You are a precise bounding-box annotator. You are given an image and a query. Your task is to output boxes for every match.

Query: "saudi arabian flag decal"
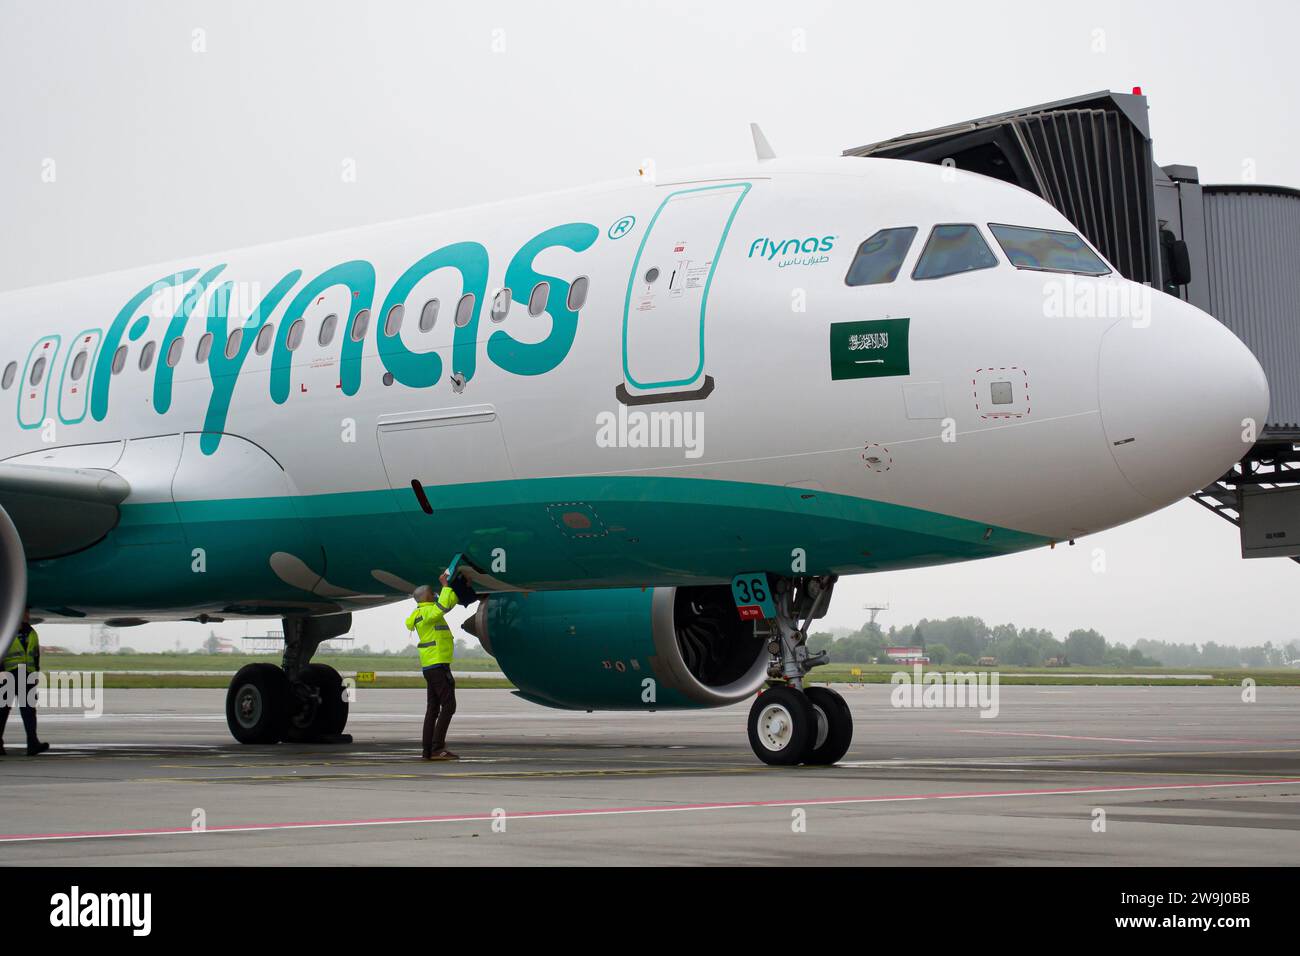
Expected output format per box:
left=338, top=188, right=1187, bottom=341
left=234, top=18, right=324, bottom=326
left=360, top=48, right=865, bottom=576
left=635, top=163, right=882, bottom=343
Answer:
left=830, top=317, right=910, bottom=380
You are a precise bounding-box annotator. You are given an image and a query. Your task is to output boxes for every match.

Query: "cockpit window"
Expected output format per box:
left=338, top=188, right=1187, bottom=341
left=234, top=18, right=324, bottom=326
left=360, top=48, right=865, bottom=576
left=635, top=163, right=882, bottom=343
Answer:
left=988, top=223, right=1111, bottom=275
left=912, top=224, right=998, bottom=280
left=845, top=227, right=917, bottom=286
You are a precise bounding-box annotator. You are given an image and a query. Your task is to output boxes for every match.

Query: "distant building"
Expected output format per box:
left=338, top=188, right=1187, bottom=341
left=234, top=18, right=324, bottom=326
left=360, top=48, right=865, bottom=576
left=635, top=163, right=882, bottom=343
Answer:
left=977, top=656, right=998, bottom=667
left=885, top=646, right=930, bottom=664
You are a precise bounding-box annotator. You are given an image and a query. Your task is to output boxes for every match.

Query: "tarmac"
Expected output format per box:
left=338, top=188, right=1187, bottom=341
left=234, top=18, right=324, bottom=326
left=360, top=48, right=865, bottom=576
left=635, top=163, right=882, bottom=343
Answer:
left=1, top=684, right=1298, bottom=865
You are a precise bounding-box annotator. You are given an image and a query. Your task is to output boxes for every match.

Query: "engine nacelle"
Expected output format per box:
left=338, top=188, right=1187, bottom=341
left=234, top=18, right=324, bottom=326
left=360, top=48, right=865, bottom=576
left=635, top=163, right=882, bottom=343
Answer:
left=468, top=585, right=770, bottom=710
left=0, top=504, right=27, bottom=657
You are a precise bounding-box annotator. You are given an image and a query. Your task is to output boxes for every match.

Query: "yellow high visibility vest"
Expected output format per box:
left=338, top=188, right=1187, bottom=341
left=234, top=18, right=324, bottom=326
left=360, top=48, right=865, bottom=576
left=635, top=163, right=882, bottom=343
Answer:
left=3, top=626, right=38, bottom=671
left=405, top=587, right=458, bottom=667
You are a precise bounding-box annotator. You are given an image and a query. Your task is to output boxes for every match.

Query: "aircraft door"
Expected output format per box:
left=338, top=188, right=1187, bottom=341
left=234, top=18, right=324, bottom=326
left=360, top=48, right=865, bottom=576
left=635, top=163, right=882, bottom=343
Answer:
left=18, top=335, right=60, bottom=430
left=58, top=329, right=101, bottom=425
left=619, top=182, right=750, bottom=405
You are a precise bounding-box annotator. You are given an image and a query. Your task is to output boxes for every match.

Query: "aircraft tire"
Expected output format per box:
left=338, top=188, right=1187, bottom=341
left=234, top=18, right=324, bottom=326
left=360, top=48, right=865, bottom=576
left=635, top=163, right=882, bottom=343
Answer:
left=747, top=684, right=815, bottom=765
left=287, top=663, right=349, bottom=741
left=802, top=686, right=853, bottom=765
left=226, top=663, right=292, bottom=744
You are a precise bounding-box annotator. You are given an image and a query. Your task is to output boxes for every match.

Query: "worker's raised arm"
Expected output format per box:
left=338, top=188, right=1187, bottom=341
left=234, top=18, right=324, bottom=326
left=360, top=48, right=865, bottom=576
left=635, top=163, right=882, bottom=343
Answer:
left=434, top=586, right=458, bottom=616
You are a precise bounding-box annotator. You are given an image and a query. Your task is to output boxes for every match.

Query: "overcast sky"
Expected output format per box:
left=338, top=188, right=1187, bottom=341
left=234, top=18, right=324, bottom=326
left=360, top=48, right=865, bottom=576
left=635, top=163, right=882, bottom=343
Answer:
left=3, top=0, right=1297, bottom=652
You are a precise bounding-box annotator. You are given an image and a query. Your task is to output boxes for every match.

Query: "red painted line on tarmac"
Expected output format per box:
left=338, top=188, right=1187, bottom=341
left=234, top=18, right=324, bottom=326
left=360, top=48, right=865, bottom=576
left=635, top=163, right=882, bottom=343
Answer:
left=2, top=777, right=1299, bottom=844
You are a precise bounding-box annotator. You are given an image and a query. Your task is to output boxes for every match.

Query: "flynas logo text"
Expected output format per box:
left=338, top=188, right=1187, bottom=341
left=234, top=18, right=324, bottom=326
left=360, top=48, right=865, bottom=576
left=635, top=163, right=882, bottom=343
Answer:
left=10, top=222, right=599, bottom=455
left=748, top=236, right=835, bottom=259
left=748, top=235, right=835, bottom=269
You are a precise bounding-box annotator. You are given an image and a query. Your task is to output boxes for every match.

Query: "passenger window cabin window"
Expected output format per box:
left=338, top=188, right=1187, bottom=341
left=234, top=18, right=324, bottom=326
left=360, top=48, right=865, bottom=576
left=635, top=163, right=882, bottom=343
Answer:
left=30, top=356, right=48, bottom=385
left=254, top=324, right=274, bottom=355
left=384, top=304, right=404, bottom=337
left=286, top=319, right=305, bottom=351
left=349, top=309, right=370, bottom=342
left=912, top=224, right=999, bottom=280
left=318, top=313, right=338, bottom=346
left=70, top=351, right=88, bottom=380
left=988, top=223, right=1110, bottom=275
left=528, top=281, right=549, bottom=316
left=166, top=337, right=185, bottom=367
left=491, top=288, right=512, bottom=322
left=1, top=361, right=15, bottom=389
left=138, top=341, right=157, bottom=371
left=224, top=328, right=242, bottom=359
left=845, top=227, right=918, bottom=286
left=195, top=333, right=213, bottom=363
left=418, top=299, right=439, bottom=332
left=567, top=276, right=589, bottom=311
left=454, top=293, right=475, bottom=328
left=110, top=347, right=126, bottom=375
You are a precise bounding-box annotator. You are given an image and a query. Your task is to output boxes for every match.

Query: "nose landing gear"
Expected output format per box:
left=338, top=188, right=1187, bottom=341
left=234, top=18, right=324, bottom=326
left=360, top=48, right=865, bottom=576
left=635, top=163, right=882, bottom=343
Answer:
left=747, top=682, right=854, bottom=765
left=741, top=574, right=854, bottom=766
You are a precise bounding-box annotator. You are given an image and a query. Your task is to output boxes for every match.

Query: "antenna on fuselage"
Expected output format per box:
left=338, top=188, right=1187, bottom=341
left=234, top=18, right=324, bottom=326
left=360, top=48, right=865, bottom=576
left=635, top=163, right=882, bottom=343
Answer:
left=750, top=123, right=776, bottom=161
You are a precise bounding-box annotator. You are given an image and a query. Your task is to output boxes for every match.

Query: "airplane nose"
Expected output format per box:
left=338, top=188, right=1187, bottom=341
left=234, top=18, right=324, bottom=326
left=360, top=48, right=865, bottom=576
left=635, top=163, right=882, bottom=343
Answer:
left=1099, top=292, right=1269, bottom=505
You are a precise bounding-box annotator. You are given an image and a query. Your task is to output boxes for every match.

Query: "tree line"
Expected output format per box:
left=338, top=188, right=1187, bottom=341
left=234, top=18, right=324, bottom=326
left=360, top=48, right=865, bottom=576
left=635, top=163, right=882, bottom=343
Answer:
left=808, top=617, right=1300, bottom=669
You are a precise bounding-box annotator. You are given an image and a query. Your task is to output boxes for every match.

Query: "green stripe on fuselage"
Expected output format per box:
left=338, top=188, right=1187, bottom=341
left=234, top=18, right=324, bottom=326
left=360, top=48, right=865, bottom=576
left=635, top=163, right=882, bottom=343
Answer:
left=26, top=475, right=1047, bottom=615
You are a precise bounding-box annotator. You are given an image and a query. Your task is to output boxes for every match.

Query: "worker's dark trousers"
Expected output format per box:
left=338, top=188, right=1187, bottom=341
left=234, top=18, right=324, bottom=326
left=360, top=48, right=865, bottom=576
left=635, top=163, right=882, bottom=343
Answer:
left=421, top=663, right=457, bottom=756
left=0, top=668, right=39, bottom=749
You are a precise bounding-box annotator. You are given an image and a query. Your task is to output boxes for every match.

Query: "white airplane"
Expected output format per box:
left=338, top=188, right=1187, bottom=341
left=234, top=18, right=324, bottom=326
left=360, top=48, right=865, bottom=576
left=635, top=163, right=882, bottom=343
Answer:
left=0, top=132, right=1268, bottom=764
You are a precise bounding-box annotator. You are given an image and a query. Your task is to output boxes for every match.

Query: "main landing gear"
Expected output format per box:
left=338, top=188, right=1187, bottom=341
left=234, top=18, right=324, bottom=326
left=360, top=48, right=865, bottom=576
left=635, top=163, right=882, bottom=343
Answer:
left=225, top=613, right=353, bottom=745
left=744, top=575, right=854, bottom=766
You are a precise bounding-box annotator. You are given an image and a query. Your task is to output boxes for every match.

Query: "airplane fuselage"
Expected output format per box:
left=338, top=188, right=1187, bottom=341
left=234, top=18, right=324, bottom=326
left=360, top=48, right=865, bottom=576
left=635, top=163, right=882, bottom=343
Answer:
left=0, top=157, right=1267, bottom=621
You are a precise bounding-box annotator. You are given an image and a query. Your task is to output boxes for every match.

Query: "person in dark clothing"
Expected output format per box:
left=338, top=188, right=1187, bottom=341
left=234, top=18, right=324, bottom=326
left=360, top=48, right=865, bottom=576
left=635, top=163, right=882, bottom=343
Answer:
left=422, top=655, right=457, bottom=760
left=406, top=569, right=479, bottom=760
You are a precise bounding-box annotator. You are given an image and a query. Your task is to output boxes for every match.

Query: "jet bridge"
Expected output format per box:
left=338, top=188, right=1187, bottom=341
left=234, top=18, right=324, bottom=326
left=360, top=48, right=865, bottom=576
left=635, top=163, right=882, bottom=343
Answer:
left=846, top=90, right=1300, bottom=561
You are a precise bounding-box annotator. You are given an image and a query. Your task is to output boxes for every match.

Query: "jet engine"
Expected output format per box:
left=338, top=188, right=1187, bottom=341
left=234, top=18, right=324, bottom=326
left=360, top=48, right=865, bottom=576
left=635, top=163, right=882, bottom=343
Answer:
left=467, top=585, right=770, bottom=710
left=0, top=504, right=27, bottom=655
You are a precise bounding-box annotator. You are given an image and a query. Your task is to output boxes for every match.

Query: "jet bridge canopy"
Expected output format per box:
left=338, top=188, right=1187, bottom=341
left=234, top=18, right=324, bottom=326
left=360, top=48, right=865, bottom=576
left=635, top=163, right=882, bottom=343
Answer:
left=845, top=90, right=1160, bottom=287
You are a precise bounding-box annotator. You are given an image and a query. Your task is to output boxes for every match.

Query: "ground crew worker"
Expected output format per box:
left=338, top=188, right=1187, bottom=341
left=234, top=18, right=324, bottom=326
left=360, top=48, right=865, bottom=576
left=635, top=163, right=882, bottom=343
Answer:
left=407, top=570, right=476, bottom=760
left=0, top=609, right=49, bottom=756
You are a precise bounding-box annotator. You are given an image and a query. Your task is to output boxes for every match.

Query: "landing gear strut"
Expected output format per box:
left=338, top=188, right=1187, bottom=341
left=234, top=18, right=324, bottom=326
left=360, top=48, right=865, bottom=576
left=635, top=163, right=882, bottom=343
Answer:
left=225, top=613, right=353, bottom=744
left=745, top=575, right=853, bottom=766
